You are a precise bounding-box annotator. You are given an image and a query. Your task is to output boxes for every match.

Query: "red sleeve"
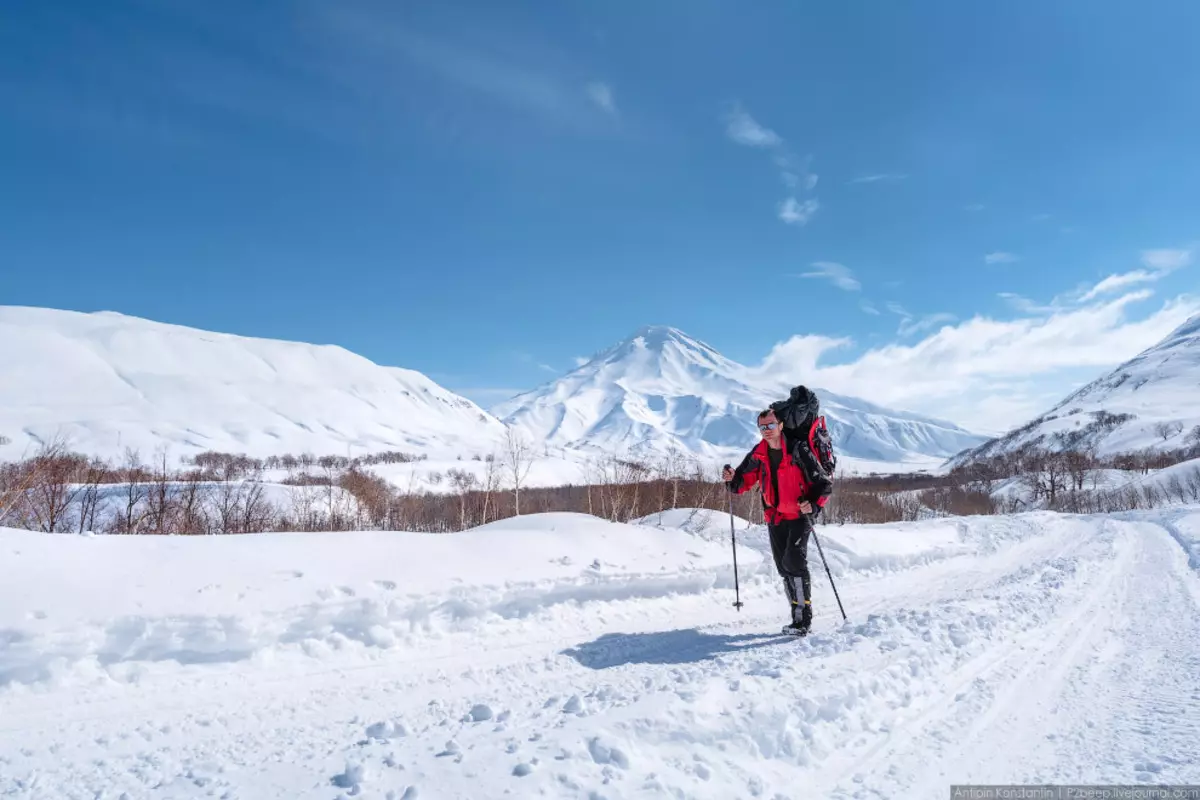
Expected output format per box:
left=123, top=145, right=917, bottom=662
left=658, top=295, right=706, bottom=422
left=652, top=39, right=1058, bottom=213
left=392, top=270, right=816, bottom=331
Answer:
left=734, top=460, right=761, bottom=494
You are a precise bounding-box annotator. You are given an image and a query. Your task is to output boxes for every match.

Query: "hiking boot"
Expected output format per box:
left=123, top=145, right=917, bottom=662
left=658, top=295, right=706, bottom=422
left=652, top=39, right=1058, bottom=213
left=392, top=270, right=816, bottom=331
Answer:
left=799, top=602, right=813, bottom=631
left=782, top=620, right=808, bottom=636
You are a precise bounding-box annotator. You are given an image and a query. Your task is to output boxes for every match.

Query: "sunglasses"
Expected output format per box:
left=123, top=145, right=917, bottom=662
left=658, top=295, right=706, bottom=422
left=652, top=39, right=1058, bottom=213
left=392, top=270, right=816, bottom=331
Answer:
left=758, top=422, right=780, bottom=431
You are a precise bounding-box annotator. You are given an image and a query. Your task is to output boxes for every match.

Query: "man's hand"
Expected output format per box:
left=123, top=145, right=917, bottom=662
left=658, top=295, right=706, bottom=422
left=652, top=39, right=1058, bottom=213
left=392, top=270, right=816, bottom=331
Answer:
left=722, top=466, right=735, bottom=482
left=799, top=501, right=813, bottom=514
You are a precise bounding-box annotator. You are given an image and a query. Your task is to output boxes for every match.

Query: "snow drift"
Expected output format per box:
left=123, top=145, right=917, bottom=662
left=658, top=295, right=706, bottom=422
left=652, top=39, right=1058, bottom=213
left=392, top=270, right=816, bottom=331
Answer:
left=3, top=507, right=1200, bottom=798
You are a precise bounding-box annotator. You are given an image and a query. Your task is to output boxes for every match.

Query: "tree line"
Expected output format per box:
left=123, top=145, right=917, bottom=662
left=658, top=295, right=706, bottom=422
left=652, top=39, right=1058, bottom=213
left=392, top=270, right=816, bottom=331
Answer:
left=2, top=427, right=1198, bottom=535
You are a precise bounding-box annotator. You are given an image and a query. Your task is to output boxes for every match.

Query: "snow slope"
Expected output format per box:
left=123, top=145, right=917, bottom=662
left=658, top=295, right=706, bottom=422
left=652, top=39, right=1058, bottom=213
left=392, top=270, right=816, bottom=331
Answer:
left=3, top=508, right=1199, bottom=798
left=0, top=306, right=507, bottom=461
left=953, top=312, right=1200, bottom=465
left=493, top=325, right=986, bottom=467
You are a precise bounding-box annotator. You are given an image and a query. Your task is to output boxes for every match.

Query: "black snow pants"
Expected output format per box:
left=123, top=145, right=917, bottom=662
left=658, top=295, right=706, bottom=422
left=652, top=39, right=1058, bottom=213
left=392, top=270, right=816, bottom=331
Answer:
left=768, top=515, right=812, bottom=611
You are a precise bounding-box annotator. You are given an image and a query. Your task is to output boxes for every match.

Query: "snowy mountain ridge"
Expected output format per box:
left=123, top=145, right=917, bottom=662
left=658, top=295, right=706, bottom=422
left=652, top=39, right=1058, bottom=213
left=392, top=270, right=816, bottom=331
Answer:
left=0, top=305, right=508, bottom=460
left=951, top=311, right=1200, bottom=465
left=493, top=325, right=988, bottom=466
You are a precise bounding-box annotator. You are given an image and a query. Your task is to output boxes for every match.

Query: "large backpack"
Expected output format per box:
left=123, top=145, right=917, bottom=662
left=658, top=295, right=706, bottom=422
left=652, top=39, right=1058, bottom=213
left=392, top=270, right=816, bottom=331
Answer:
left=770, top=385, right=837, bottom=484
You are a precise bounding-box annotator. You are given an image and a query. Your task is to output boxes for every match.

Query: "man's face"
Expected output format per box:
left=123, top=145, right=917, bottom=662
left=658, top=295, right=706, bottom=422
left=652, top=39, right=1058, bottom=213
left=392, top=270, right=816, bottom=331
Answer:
left=758, top=411, right=783, bottom=446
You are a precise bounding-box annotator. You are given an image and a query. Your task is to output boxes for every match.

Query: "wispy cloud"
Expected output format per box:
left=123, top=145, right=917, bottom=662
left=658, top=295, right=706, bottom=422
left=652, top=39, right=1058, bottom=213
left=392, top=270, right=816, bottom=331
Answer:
left=898, top=312, right=957, bottom=337
left=725, top=105, right=781, bottom=148
left=779, top=198, right=820, bottom=227
left=573, top=355, right=590, bottom=367
left=848, top=173, right=908, bottom=184
left=1076, top=270, right=1159, bottom=303
left=1075, top=246, right=1193, bottom=303
left=997, top=292, right=1058, bottom=315
left=799, top=262, right=860, bottom=291
left=860, top=300, right=881, bottom=316
left=586, top=82, right=617, bottom=116
left=885, top=302, right=955, bottom=336
left=1141, top=248, right=1192, bottom=271
left=723, top=103, right=819, bottom=228
left=753, top=289, right=1200, bottom=434
left=985, top=252, right=1021, bottom=265
left=319, top=7, right=617, bottom=134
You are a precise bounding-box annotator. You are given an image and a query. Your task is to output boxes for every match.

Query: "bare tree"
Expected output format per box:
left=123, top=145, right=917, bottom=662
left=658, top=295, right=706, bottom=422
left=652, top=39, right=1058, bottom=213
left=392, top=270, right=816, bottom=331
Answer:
left=447, top=468, right=478, bottom=531
left=1154, top=421, right=1184, bottom=441
left=116, top=448, right=149, bottom=534
left=503, top=429, right=536, bottom=516
left=1187, top=425, right=1200, bottom=448
left=26, top=438, right=83, bottom=533
left=239, top=477, right=276, bottom=533
left=176, top=469, right=210, bottom=534
left=75, top=456, right=108, bottom=534
left=144, top=446, right=178, bottom=535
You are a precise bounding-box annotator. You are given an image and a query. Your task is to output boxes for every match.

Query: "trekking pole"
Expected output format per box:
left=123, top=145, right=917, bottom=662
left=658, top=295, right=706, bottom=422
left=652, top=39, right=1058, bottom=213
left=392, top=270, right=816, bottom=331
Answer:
left=724, top=465, right=744, bottom=611
left=810, top=525, right=846, bottom=621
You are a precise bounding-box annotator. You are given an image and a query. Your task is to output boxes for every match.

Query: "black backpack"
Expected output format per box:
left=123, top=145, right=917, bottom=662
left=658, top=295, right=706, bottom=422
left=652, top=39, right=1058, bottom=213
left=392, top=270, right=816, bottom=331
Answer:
left=770, top=386, right=837, bottom=494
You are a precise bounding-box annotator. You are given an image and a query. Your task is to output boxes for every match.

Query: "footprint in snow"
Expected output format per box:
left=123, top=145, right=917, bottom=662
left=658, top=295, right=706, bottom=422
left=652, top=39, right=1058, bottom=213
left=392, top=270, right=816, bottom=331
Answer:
left=465, top=704, right=493, bottom=722
left=374, top=580, right=398, bottom=591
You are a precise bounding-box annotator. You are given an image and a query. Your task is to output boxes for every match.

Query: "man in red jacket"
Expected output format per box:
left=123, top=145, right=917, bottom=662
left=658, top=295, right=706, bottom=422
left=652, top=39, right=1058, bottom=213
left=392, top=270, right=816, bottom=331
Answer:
left=722, top=407, right=830, bottom=634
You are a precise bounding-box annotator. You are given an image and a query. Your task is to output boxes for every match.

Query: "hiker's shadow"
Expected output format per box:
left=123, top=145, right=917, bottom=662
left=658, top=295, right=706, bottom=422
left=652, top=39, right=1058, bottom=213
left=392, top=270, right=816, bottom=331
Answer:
left=562, top=628, right=790, bottom=670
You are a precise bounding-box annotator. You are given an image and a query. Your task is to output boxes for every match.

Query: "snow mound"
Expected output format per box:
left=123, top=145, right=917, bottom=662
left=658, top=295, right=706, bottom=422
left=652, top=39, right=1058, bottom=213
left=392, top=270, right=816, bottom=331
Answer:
left=0, top=513, right=759, bottom=688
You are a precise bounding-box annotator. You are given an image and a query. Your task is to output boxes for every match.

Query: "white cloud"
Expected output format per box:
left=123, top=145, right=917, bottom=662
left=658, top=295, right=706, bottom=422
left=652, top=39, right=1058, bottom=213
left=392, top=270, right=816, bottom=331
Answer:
left=725, top=106, right=781, bottom=148
left=799, top=261, right=860, bottom=291
left=586, top=82, right=617, bottom=116
left=1073, top=246, right=1192, bottom=303
left=898, top=312, right=957, bottom=337
left=1076, top=270, right=1158, bottom=303
left=779, top=197, right=819, bottom=226
left=985, top=252, right=1020, bottom=265
left=848, top=173, right=908, bottom=184
left=860, top=301, right=880, bottom=316
left=752, top=289, right=1200, bottom=433
left=573, top=356, right=590, bottom=367
left=997, top=292, right=1058, bottom=315
left=1141, top=248, right=1192, bottom=271
left=885, top=302, right=908, bottom=317
left=724, top=105, right=820, bottom=227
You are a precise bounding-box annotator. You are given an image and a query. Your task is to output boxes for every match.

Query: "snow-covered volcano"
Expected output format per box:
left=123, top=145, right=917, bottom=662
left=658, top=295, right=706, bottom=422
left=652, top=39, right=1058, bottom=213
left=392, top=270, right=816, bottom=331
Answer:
left=952, top=313, right=1200, bottom=465
left=0, top=306, right=507, bottom=460
left=492, top=325, right=987, bottom=465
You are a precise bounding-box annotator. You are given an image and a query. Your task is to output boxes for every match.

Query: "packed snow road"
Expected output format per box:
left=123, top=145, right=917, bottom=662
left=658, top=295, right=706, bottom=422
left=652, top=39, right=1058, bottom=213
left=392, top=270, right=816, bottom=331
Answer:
left=2, top=509, right=1199, bottom=799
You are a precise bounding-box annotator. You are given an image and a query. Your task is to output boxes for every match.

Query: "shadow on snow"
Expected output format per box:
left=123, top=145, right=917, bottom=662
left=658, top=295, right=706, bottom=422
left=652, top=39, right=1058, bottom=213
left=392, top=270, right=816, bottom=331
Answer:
left=562, top=628, right=793, bottom=669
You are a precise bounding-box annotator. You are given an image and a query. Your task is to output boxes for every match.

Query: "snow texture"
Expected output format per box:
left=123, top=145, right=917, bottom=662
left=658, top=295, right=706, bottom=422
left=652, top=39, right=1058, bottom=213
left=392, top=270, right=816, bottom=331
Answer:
left=0, top=306, right=508, bottom=461
left=3, top=507, right=1199, bottom=798
left=492, top=325, right=988, bottom=464
left=0, top=309, right=973, bottom=477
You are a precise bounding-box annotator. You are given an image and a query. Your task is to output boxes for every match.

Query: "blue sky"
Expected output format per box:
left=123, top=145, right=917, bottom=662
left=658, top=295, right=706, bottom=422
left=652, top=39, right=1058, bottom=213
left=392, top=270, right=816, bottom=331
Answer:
left=2, top=0, right=1198, bottom=433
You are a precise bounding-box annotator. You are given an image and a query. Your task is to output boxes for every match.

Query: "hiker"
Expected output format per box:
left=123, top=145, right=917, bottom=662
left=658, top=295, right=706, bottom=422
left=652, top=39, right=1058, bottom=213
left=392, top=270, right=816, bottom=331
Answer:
left=723, top=401, right=833, bottom=634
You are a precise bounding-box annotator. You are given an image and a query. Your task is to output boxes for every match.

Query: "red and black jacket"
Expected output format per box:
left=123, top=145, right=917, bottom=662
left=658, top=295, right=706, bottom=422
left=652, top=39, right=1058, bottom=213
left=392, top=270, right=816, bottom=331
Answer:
left=728, top=434, right=830, bottom=524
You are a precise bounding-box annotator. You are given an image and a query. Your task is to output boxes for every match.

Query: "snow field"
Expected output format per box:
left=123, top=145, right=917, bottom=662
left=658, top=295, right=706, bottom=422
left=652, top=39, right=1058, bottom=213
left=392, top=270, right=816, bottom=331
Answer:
left=2, top=508, right=1199, bottom=798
